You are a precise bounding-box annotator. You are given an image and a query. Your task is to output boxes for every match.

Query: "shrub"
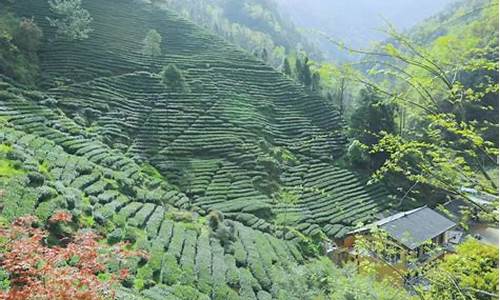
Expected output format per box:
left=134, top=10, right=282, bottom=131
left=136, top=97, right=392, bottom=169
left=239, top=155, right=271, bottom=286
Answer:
left=166, top=210, right=193, bottom=223
left=160, top=64, right=189, bottom=92
left=233, top=239, right=247, bottom=267
left=224, top=255, right=240, bottom=288
left=208, top=211, right=235, bottom=242
left=107, top=228, right=123, bottom=244
left=195, top=231, right=212, bottom=294
left=213, top=284, right=239, bottom=300
left=37, top=186, right=57, bottom=202
left=238, top=268, right=258, bottom=299
left=169, top=284, right=210, bottom=300
left=207, top=209, right=223, bottom=231
left=27, top=171, right=45, bottom=187
left=6, top=148, right=26, bottom=162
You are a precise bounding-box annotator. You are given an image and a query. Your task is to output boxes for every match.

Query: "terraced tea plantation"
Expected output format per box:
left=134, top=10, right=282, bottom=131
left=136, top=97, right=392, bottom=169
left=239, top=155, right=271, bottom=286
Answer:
left=0, top=84, right=310, bottom=299
left=1, top=0, right=395, bottom=298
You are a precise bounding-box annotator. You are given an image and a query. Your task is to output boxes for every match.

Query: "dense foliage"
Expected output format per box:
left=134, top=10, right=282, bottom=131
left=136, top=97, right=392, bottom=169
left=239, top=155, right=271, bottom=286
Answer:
left=0, top=5, right=42, bottom=84
left=423, top=238, right=499, bottom=299
left=47, top=0, right=93, bottom=40
left=327, top=0, right=500, bottom=216
left=348, top=89, right=396, bottom=171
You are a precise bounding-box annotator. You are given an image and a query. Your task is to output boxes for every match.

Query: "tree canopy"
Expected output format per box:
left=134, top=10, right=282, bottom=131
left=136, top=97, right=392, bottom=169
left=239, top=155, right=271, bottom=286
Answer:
left=423, top=238, right=499, bottom=300
left=160, top=64, right=188, bottom=92
left=332, top=0, right=499, bottom=217
left=47, top=0, right=93, bottom=40
left=142, top=29, right=162, bottom=57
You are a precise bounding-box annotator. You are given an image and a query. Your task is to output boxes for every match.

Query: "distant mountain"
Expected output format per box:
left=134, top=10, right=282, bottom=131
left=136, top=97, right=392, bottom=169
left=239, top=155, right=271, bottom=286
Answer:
left=276, top=0, right=457, bottom=61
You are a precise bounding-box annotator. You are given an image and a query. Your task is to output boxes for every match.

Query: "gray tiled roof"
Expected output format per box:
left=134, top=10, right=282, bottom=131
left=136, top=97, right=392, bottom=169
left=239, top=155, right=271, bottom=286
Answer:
left=380, top=207, right=456, bottom=250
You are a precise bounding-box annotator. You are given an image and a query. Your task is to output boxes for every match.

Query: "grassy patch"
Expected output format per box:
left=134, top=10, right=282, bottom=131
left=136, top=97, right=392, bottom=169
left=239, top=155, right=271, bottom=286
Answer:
left=275, top=211, right=301, bottom=226
left=0, top=159, right=24, bottom=177
left=38, top=160, right=49, bottom=176
left=141, top=163, right=164, bottom=180
left=0, top=144, right=12, bottom=154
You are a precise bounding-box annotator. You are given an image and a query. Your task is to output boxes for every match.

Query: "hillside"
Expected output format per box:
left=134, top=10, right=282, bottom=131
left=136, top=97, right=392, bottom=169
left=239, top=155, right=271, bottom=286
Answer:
left=276, top=0, right=455, bottom=61
left=9, top=0, right=391, bottom=237
left=157, top=0, right=322, bottom=67
left=0, top=0, right=394, bottom=298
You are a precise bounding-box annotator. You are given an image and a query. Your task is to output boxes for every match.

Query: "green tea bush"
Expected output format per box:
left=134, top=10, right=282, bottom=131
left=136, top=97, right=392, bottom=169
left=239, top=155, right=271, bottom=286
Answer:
left=161, top=255, right=182, bottom=285
left=224, top=255, right=240, bottom=288
left=195, top=231, right=212, bottom=294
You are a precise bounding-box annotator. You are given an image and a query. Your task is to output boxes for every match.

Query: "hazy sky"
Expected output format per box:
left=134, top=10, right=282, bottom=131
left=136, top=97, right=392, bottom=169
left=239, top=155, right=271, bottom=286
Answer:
left=277, top=0, right=456, bottom=50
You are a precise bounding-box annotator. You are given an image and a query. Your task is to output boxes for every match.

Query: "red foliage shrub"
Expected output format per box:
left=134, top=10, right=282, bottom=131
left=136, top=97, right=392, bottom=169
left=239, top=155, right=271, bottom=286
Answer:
left=49, top=211, right=73, bottom=224
left=0, top=213, right=147, bottom=300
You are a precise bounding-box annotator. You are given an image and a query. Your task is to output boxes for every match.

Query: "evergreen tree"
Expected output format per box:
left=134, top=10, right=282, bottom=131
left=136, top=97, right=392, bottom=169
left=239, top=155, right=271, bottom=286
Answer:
left=261, top=48, right=268, bottom=62
left=302, top=56, right=312, bottom=88
left=311, top=72, right=321, bottom=91
left=350, top=89, right=396, bottom=145
left=350, top=89, right=396, bottom=170
left=295, top=57, right=303, bottom=83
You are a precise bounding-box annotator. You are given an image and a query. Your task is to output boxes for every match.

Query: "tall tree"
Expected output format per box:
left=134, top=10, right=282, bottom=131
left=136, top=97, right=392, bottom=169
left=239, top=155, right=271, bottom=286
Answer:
left=282, top=57, right=292, bottom=77
left=302, top=56, right=312, bottom=88
left=336, top=77, right=346, bottom=115
left=142, top=29, right=162, bottom=58
left=295, top=56, right=303, bottom=83
left=13, top=18, right=43, bottom=53
left=349, top=89, right=396, bottom=170
left=261, top=48, right=268, bottom=62
left=311, top=72, right=321, bottom=91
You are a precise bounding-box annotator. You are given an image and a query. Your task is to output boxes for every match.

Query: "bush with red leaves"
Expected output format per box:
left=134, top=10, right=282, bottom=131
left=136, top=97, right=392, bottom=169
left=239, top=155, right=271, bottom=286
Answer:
left=0, top=212, right=148, bottom=300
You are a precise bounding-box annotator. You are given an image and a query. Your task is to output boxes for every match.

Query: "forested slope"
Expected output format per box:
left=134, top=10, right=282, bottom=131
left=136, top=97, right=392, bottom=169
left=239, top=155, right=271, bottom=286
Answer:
left=0, top=0, right=395, bottom=298
left=160, top=0, right=321, bottom=67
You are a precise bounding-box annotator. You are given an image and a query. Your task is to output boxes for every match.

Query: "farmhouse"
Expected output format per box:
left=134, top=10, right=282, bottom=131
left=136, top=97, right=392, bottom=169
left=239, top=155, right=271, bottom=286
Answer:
left=339, top=206, right=457, bottom=264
